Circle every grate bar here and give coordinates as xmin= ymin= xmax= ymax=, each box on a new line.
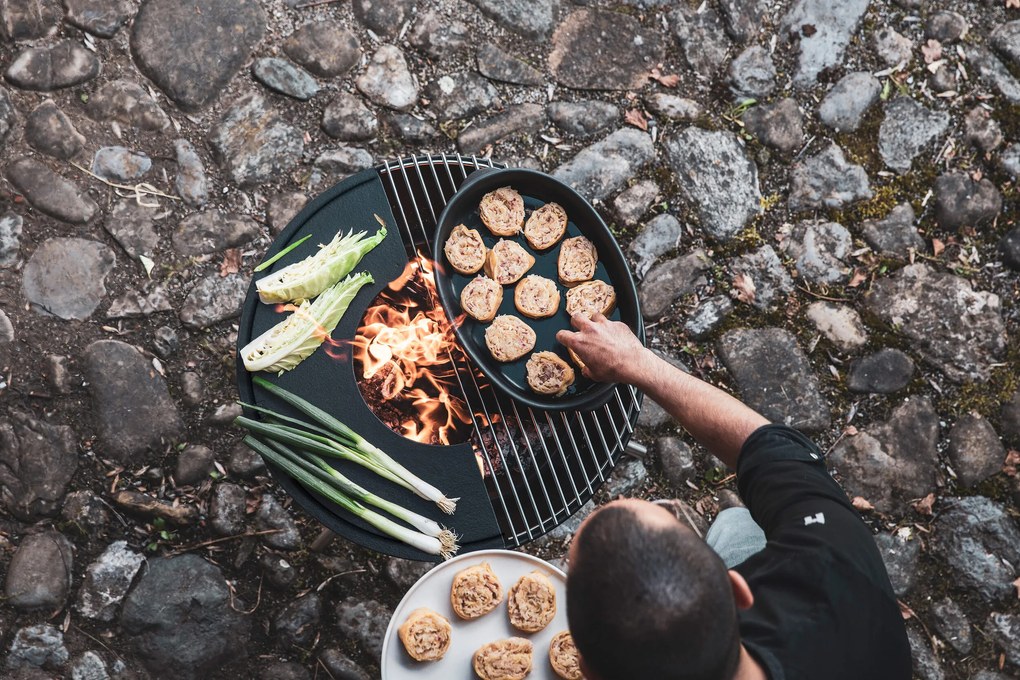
xmin=375 ymin=155 xmax=640 ymax=548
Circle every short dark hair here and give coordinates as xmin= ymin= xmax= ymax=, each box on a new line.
xmin=567 ymin=503 xmax=741 ymax=680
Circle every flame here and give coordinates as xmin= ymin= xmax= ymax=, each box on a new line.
xmin=352 ymin=256 xmax=472 ymax=446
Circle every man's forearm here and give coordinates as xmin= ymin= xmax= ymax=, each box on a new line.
xmin=630 ymin=350 xmax=769 ymax=470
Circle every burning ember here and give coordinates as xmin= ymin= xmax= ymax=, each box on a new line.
xmin=353 ymin=256 xmax=474 ymax=446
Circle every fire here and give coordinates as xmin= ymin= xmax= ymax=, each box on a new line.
xmin=352 ymin=257 xmax=472 ymax=446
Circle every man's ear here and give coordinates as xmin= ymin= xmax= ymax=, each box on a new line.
xmin=728 ymin=570 xmax=754 ymax=610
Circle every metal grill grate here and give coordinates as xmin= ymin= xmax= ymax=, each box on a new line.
xmin=377 ymin=154 xmax=644 ymax=548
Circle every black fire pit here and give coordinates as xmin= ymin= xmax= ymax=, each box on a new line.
xmin=236 ymin=155 xmax=644 ymax=561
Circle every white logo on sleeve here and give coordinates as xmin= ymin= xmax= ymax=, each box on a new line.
xmin=804 ymin=512 xmax=826 ymax=526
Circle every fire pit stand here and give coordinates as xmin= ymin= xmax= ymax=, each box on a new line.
xmin=237 ymin=154 xmax=644 ymax=560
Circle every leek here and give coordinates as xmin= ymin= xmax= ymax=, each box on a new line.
xmin=240 ymin=271 xmax=373 ymax=374
xmin=243 ymin=436 xmax=456 ymax=559
xmin=248 ymin=375 xmax=459 ymax=514
xmin=254 ymin=234 xmax=313 ymax=273
xmin=256 ymin=222 xmax=387 ymax=304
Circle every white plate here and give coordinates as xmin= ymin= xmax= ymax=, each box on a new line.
xmin=381 ymin=549 xmax=569 ymax=679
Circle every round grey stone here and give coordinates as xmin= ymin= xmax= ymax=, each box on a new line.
xmin=863 ymin=203 xmax=923 ymax=258
xmin=550 ymin=8 xmax=664 ymax=90
xmin=553 ymin=128 xmax=655 ymax=203
xmin=672 ymin=5 xmax=732 ymax=78
xmin=4 ymin=532 xmax=73 ymax=610
xmin=963 ymin=106 xmax=1003 ymax=152
xmin=119 ymin=555 xmax=250 ymax=678
xmin=356 ymin=44 xmax=418 ymax=112
xmin=907 ymin=627 xmax=945 ymax=680
xmin=380 ymin=112 xmax=437 ymax=145
xmin=152 ymin=325 xmax=178 ymax=359
xmin=86 ymin=79 xmax=170 ymax=131
xmin=172 ymin=211 xmax=260 ymax=256
xmin=948 ymin=414 xmax=1006 ymax=488
xmin=874 ymin=531 xmax=920 ymax=597
xmin=804 ymin=302 xmax=867 ymax=351
xmin=62 ymin=491 xmax=109 ymax=532
xmin=425 ymin=71 xmax=500 ymax=122
xmin=928 ymin=63 xmax=957 ymax=94
xmin=986 ymin=613 xmax=1020 ymax=668
xmin=252 ymin=58 xmax=320 ymax=101
xmin=352 ymin=0 xmax=407 ymax=37
xmin=0 ymin=411 xmax=77 ymax=520
xmin=0 ymin=307 xmax=13 ymax=343
xmin=23 ymin=238 xmax=115 ymax=319
xmin=628 ymin=213 xmax=682 ymax=279
xmin=653 ymin=437 xmax=696 ymax=489
xmin=259 ymin=551 xmax=297 ymax=590
xmin=471 ymin=0 xmax=559 ymax=40
xmin=0 ymin=87 xmax=16 ymax=147
xmin=456 ymin=103 xmax=546 ymax=154
xmin=385 ymin=558 xmax=431 ymax=590
xmin=664 ymin=127 xmax=761 ymax=241
xmin=925 ymin=11 xmax=968 ymax=43
xmin=614 ymin=180 xmax=659 ymax=228
xmin=879 ymin=97 xmax=950 ymax=173
xmin=603 ymin=457 xmax=649 ymax=498
xmin=873 ymin=27 xmax=913 ymax=67
xmin=229 ymin=441 xmax=267 ymax=478
xmin=743 ymin=98 xmax=805 ymax=155
xmin=1001 ymin=142 xmax=1020 ymax=178
xmin=932 ymin=496 xmax=1020 ymax=602
xmin=208 ymin=93 xmax=304 ymax=187
xmin=25 ymin=100 xmax=85 ymax=160
xmin=273 ymin=593 xmax=322 ymax=647
xmin=5 ymin=41 xmax=100 ymax=91
xmin=934 ymin=172 xmax=1003 ymax=231
xmin=781 ymin=0 xmax=869 ymax=87
xmin=335 ymin=598 xmax=392 ymax=661
xmin=174 ymin=139 xmax=208 ymax=208
xmin=547 ymin=100 xmax=619 ymax=137
xmin=6 ymin=158 xmax=98 ymax=223
xmin=817 ymin=72 xmax=881 ymax=133
xmin=476 ymin=44 xmax=541 ymax=86
xmin=130 ymin=0 xmax=265 ymax=111
xmin=283 ymin=23 xmax=360 ymax=78
xmin=259 ymin=662 xmax=309 ymax=680
xmin=410 ymin=9 xmax=470 ymax=60
xmin=92 ymin=146 xmax=151 ymax=182
xmin=644 ymin=93 xmax=702 ymax=121
xmin=210 ymin=483 xmax=246 ymax=536
xmin=931 ymin=598 xmax=972 ymax=655
xmin=728 ymin=45 xmax=776 ymax=99
xmin=730 ymin=245 xmax=794 ymax=311
xmin=319 ymin=649 xmax=371 ymax=680
xmin=69 ymin=651 xmax=109 ymax=680
xmin=322 ymin=93 xmax=377 ymax=141
xmin=179 ymin=273 xmax=248 ymax=330
xmin=83 ymin=339 xmax=184 ymax=461
xmin=1 ymin=0 xmax=61 ymax=41
xmin=256 ymin=494 xmax=301 ymax=550
xmin=267 ymin=192 xmax=308 ymax=234
xmin=789 ymin=144 xmax=871 ymax=211
xmin=65 ymin=0 xmax=133 ymax=38
xmin=175 ymin=445 xmax=215 ymax=486
xmin=684 ymin=295 xmax=734 ymax=340
xmin=75 ymin=541 xmax=144 ymax=622
xmin=1001 ymin=227 xmax=1020 ymax=271
xmin=847 ymin=349 xmax=914 ymax=394
xmin=782 ymin=221 xmax=851 ymax=285
xmin=639 ymin=249 xmax=712 ymax=320
xmin=6 ymin=624 xmax=68 ymax=671
xmin=0 ymin=212 xmax=22 ymax=266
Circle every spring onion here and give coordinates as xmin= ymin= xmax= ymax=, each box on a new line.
xmin=255 ymin=221 xmax=387 ymax=304
xmin=254 ymin=234 xmax=313 ymax=273
xmin=240 ymin=271 xmax=373 ymax=374
xmin=250 ymin=375 xmax=459 ymax=514
xmin=243 ymin=436 xmax=457 ymax=559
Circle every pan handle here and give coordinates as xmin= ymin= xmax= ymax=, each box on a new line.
xmin=456 ymin=166 xmax=501 ymax=193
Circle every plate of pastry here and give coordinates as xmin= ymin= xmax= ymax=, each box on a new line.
xmin=432 ymin=168 xmax=643 ymax=412
xmin=381 ymin=549 xmax=581 ymax=679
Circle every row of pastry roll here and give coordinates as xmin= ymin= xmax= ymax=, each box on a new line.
xmin=398 ymin=561 xmax=582 ymax=679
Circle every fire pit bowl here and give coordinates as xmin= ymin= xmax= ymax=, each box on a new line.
xmin=237 ymin=156 xmax=643 ymax=561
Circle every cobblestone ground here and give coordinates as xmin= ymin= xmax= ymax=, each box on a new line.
xmin=0 ymin=0 xmax=1018 ymax=678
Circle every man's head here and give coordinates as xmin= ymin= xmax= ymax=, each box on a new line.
xmin=567 ymin=499 xmax=745 ymax=680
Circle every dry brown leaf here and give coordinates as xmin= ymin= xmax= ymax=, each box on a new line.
xmin=847 ymin=269 xmax=868 ymax=288
xmin=932 ymin=238 xmax=945 ymax=257
xmin=898 ymin=600 xmax=915 ymax=620
xmin=650 ymin=67 xmax=681 ymax=88
xmin=1003 ymin=449 xmax=1020 ymax=477
xmin=731 ymin=272 xmax=757 ymax=304
xmin=912 ymin=493 xmax=936 ymax=516
xmin=851 ymin=496 xmax=875 ymax=512
xmin=220 ymin=248 xmax=242 ymax=277
xmin=844 ymin=425 xmax=859 ymax=436
xmin=921 ymin=39 xmax=943 ymax=64
xmin=624 ymin=108 xmax=648 ymax=131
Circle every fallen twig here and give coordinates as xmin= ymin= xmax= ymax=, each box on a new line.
xmin=70 ymin=161 xmax=180 ymax=207
xmin=295 ymin=0 xmax=341 ymax=7
xmin=166 ymin=528 xmax=282 ymax=556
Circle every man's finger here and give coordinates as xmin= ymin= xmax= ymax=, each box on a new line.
xmin=570 ymin=312 xmax=595 ymax=331
xmin=555 ymin=329 xmax=577 ymax=347
xmin=591 ymin=312 xmax=609 ymax=324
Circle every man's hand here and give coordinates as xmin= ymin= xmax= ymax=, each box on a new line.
xmin=555 ymin=313 xmax=648 ymax=384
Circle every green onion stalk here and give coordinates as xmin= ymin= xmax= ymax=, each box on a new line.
xmin=244 ymin=436 xmax=458 ymax=559
xmin=247 ymin=375 xmax=459 ymax=514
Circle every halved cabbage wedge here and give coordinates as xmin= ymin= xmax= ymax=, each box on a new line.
xmin=256 ymin=225 xmax=386 ymax=304
xmin=241 ymin=271 xmax=374 ymax=374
